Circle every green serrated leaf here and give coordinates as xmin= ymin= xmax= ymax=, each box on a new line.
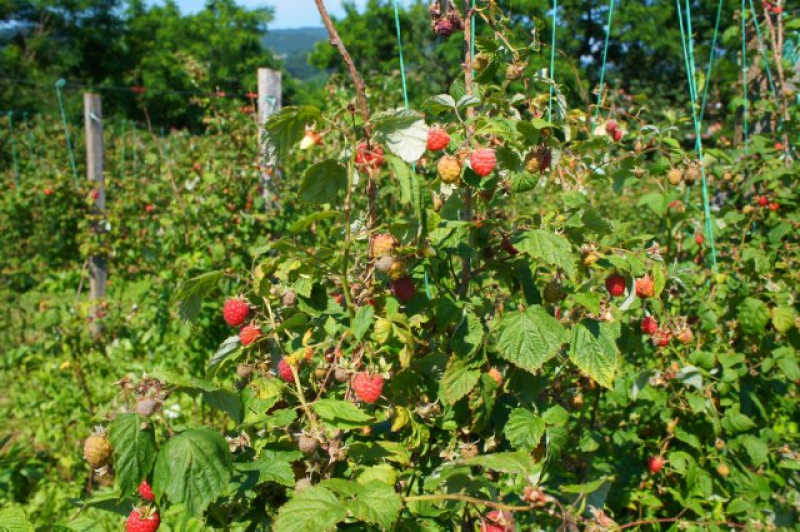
xmin=299 ymin=160 xmax=347 ymax=204
xmin=653 ymin=265 xmax=666 ymax=298
xmin=236 ymin=449 xmax=302 ymax=487
xmin=263 ymin=106 xmax=322 ymax=166
xmin=312 ymin=399 xmax=373 ymax=428
xmin=174 ymin=271 xmax=223 ymax=322
xmin=0 ymin=508 xmax=33 ymax=532
xmin=505 ymin=408 xmax=545 ymax=450
xmin=153 ymin=429 xmax=232 ymax=516
xmin=274 ymin=486 xmax=346 ymax=532
xmin=109 ymin=414 xmax=157 ymax=497
xmin=569 ymin=320 xmax=618 ymax=389
xmin=387 ymin=155 xmax=412 ymax=204
xmin=208 ymin=336 xmax=240 ymax=368
xmin=353 ymin=306 xmax=375 ymax=341
xmin=441 ymin=356 xmax=481 ymax=405
xmin=722 ymin=408 xmax=757 ymax=434
xmin=515 ymin=229 xmax=576 ymax=279
xmin=463 ymin=451 xmax=541 ymax=477
xmin=772 ymin=306 xmax=797 ymax=334
xmin=347 ymin=481 xmax=402 ymax=530
xmin=495 ymin=306 xmax=567 ymax=374
xmin=738 ymin=298 xmax=770 ymax=337
xmin=371 ymin=108 xmax=428 ymax=163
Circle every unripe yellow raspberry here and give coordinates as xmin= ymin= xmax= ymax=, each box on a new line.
xmin=437 ymin=155 xmax=462 ymax=184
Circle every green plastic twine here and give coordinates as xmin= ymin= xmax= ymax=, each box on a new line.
xmin=698 ymin=0 xmax=725 ymax=126
xmin=55 ymin=79 xmax=80 ymax=188
xmin=747 ymin=0 xmax=778 ymax=101
xmin=676 ymin=0 xmax=718 ymax=272
xmin=6 ymin=112 xmax=20 ymax=189
xmin=392 ymin=0 xmax=432 ymax=300
xmin=392 ymin=0 xmax=410 ymax=109
xmin=741 ymin=0 xmax=749 ymax=154
xmin=548 ymin=0 xmax=558 ymax=121
xmin=593 ymin=0 xmax=616 ymax=124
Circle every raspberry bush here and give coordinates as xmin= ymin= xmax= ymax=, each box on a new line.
xmin=1 ymin=1 xmax=799 ymax=530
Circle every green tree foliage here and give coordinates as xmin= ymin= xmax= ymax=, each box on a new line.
xmin=0 ymin=0 xmax=283 ymax=127
xmin=312 ymin=0 xmax=743 ymax=122
xmin=309 ymin=0 xmax=464 ymax=106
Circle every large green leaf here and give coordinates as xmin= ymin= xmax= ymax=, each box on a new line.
xmin=505 ymin=408 xmax=545 ymax=451
xmin=515 ymin=229 xmax=576 ymax=278
xmin=312 ymin=399 xmax=373 ymax=429
xmin=263 ymin=106 xmax=322 ymax=165
xmin=236 ymin=449 xmax=302 ymax=487
xmin=569 ymin=320 xmax=619 ymax=389
xmin=495 ymin=306 xmax=567 ymax=374
xmin=173 ymin=271 xmax=223 ymax=322
xmin=347 ymin=481 xmax=403 ymax=530
xmin=353 ymin=305 xmax=375 ymax=341
xmin=450 ymin=311 xmax=483 ymax=356
xmin=463 ymin=451 xmax=541 ymax=477
xmin=273 ymin=486 xmax=347 ymax=532
xmin=738 ymin=297 xmax=770 ymax=337
xmin=0 ymin=508 xmax=33 ymax=532
xmin=109 ymin=414 xmax=157 ymax=497
xmin=441 ymin=356 xmax=481 ymax=405
xmin=299 ymin=160 xmax=347 ymax=204
xmin=371 ymin=108 xmax=429 ymax=163
xmin=153 ymin=429 xmax=232 ymax=516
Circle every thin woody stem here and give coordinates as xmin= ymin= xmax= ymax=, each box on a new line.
xmin=313 ymin=0 xmax=371 ymax=135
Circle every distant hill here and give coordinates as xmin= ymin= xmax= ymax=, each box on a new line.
xmin=264 ymin=27 xmax=328 ymax=82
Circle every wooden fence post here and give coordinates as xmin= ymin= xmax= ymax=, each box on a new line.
xmin=84 ymin=93 xmax=106 ymax=331
xmin=258 ymin=68 xmax=282 ymax=210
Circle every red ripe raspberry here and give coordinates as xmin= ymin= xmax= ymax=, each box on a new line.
xmin=605 ymin=274 xmax=627 ymax=297
xmin=769 ymin=202 xmax=779 ymax=212
xmin=391 ymin=277 xmax=416 ymax=303
xmin=239 ymin=324 xmax=261 ymax=346
xmin=125 ymin=508 xmax=160 ymax=532
xmin=652 ymin=330 xmax=671 ymax=348
xmin=635 ymin=276 xmax=655 ymax=299
xmin=145 ymin=204 xmax=155 ymax=213
xmin=757 ymin=196 xmax=769 ymax=207
xmin=352 ymin=372 xmax=384 ymax=404
xmin=695 ymin=233 xmax=704 ymax=245
xmin=612 ymin=129 xmax=623 ymax=142
xmin=355 ymin=142 xmax=384 ymax=168
xmin=426 ymin=128 xmax=451 ymax=151
xmin=44 ymin=188 xmax=54 ymax=196
xmin=470 ymin=149 xmax=497 ymax=177
xmin=138 ymin=480 xmax=155 ymax=502
xmin=648 ymin=456 xmax=665 ymax=474
xmin=641 ymin=316 xmax=658 ymax=335
xmin=605 ymin=119 xmax=618 ymax=134
xmin=277 ymin=359 xmax=294 ymax=383
xmin=480 ymin=511 xmax=511 ymax=532
xmin=223 ymin=298 xmax=250 ymax=327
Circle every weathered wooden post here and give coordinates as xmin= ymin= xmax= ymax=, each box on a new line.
xmin=84 ymin=93 xmax=106 ymax=331
xmin=258 ymin=68 xmax=282 ymax=209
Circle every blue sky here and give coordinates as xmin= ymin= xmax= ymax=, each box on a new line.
xmin=171 ymin=0 xmax=371 ymax=29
